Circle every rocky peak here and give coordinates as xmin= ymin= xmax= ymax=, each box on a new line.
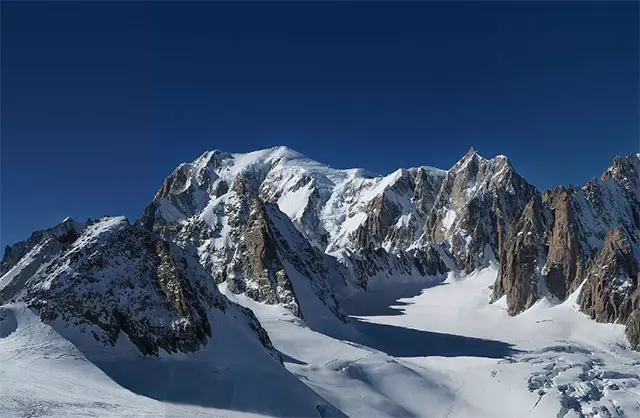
xmin=544 ymin=187 xmax=584 ymax=300
xmin=157 ymin=164 xmax=190 ymax=199
xmin=601 ymin=153 xmax=640 ymax=201
xmin=423 ymin=150 xmax=536 ymax=272
xmin=599 ymin=227 xmax=639 ymax=278
xmin=494 ymin=153 xmax=640 ymax=324
xmin=578 ymin=227 xmax=639 ymax=325
xmin=1 ymin=217 xmax=85 ymax=277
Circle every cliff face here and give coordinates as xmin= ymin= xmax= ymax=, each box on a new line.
xmin=492 ymin=194 xmax=552 ymax=315
xmin=492 ymin=154 xmax=640 ymax=348
xmin=578 ymin=228 xmax=639 ymax=324
xmin=227 ymin=197 xmax=301 ymax=316
xmin=544 ymin=188 xmax=585 ymax=301
xmin=422 ymin=149 xmax=537 ymax=274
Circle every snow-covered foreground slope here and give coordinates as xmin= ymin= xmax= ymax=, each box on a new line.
xmin=227 ymin=267 xmax=640 ymax=418
xmin=0 ymin=303 xmax=345 ymax=417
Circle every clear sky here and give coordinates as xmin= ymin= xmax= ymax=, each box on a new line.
xmin=1 ymin=2 xmax=638 ymax=249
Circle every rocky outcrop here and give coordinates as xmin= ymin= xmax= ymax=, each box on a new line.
xmin=492 ymin=195 xmax=551 ymax=314
xmin=578 ymin=227 xmax=639 ymax=324
xmin=423 ymin=148 xmax=537 ymax=273
xmin=227 ymin=197 xmax=301 ymax=317
xmin=544 ymin=188 xmax=585 ymax=300
xmin=577 ymin=227 xmax=640 ymax=350
xmin=493 ymin=154 xmax=640 ymax=339
xmin=0 ymin=217 xmax=279 ymax=359
xmin=625 ymin=305 xmax=640 ymax=350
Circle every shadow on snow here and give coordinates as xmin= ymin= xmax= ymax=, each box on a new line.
xmin=353 ymin=320 xmax=519 ymax=358
xmin=341 ymin=279 xmax=520 ymax=359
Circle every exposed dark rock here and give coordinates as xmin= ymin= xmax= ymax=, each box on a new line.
xmin=424 ymin=149 xmax=537 ymax=272
xmin=625 ymin=303 xmax=640 ymax=350
xmin=544 ymin=188 xmax=585 ymax=300
xmin=492 ymin=194 xmax=551 ymax=315
xmin=2 ymin=217 xmax=279 ymax=359
xmin=353 ymin=192 xmax=404 ymax=252
xmin=228 ymin=198 xmax=302 ymax=317
xmin=578 ymin=227 xmax=639 ymax=324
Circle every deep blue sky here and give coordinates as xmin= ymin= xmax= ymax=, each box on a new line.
xmin=2 ymin=2 xmax=639 ymax=249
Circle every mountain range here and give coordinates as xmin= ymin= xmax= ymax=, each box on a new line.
xmin=2 ymin=146 xmax=639 ymax=417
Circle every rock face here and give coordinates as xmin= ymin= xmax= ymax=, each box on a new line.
xmin=493 ymin=154 xmax=640 ymax=333
xmin=0 ymin=217 xmax=279 ymax=359
xmin=492 ymin=194 xmax=552 ymax=315
xmin=544 ymin=188 xmax=584 ymax=300
xmin=578 ymin=228 xmax=639 ymax=324
xmin=421 ymin=148 xmax=537 ymax=273
xmin=577 ymin=227 xmax=640 ymax=349
xmin=227 ymin=197 xmax=300 ymax=315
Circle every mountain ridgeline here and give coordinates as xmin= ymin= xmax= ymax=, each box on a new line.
xmin=2 ymin=146 xmax=640 ymax=354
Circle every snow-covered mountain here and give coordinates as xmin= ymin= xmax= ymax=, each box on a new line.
xmin=136 ymin=146 xmax=640 ymax=339
xmin=0 ymin=216 xmax=285 ymax=356
xmin=417 ymin=147 xmax=537 ymax=273
xmin=3 ymin=145 xmax=640 ymax=417
xmin=136 ymin=147 xmax=450 ymax=321
xmin=137 ymin=148 xmax=350 ymax=334
xmin=0 ymin=216 xmax=345 ymax=417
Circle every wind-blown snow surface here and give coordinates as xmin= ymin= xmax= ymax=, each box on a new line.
xmin=3 ymin=267 xmax=640 ymax=417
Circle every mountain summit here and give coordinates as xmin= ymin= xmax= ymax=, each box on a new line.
xmin=3 ymin=146 xmax=640 ymax=417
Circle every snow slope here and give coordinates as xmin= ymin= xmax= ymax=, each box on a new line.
xmin=348 ymin=268 xmax=640 ymax=418
xmin=224 ymin=267 xmax=640 ymax=418
xmin=0 ymin=303 xmax=344 ymax=418
xmin=3 ymin=262 xmax=640 ymax=417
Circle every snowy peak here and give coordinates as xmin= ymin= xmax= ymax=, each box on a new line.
xmin=424 ymin=149 xmax=536 ymax=272
xmin=447 ymin=148 xmax=518 ymax=193
xmin=141 ymin=145 xmax=450 ymax=296
xmin=139 ymin=147 xmax=353 ymax=324
xmin=1 ymin=216 xmax=87 ymax=277
xmin=601 ymin=153 xmax=640 ymax=201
